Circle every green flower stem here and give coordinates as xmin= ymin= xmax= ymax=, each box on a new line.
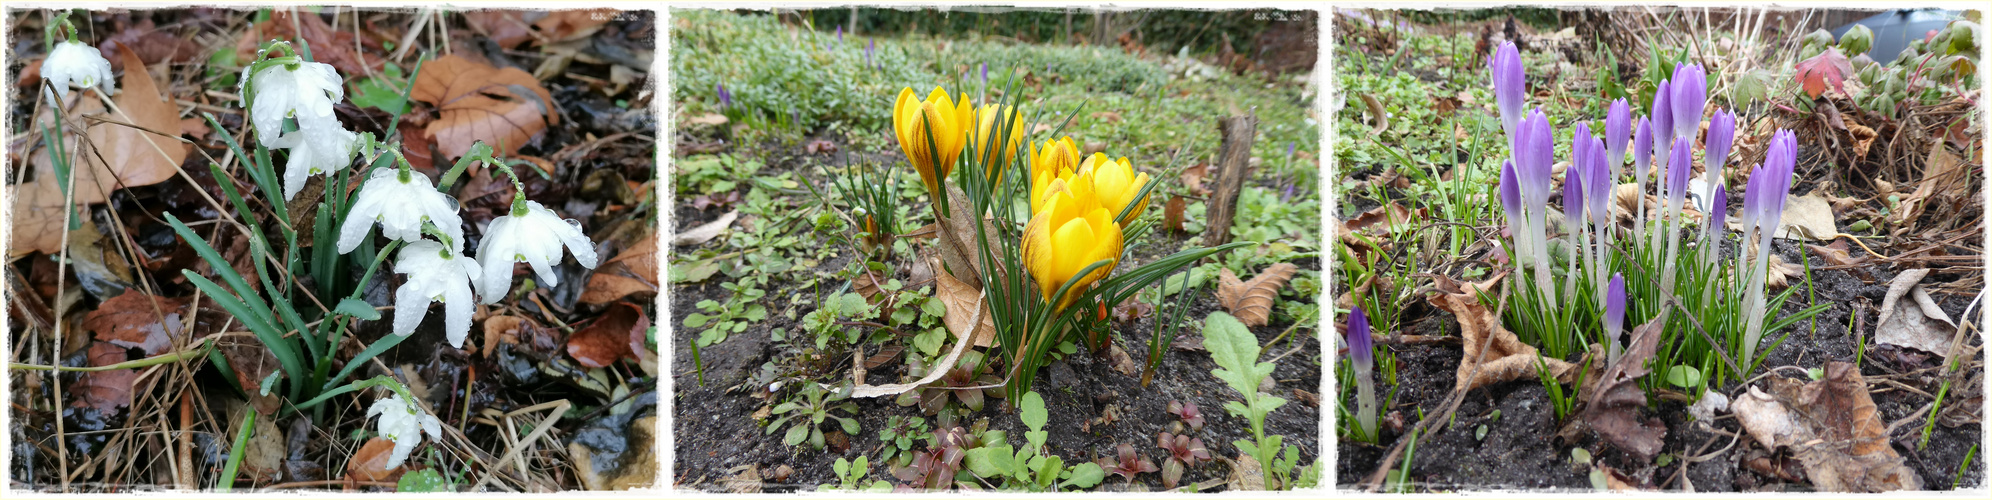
xmin=8 ymin=340 xmax=214 ymax=372
xmin=218 ymin=407 xmax=256 ymax=492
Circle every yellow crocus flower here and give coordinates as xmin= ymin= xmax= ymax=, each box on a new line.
xmin=1028 ymin=137 xmax=1082 ymax=214
xmin=1077 ymin=153 xmax=1152 ymax=220
xmin=968 ymin=104 xmax=1027 ymax=179
xmin=1022 ymin=179 xmax=1123 ymax=311
xmin=893 ymin=86 xmax=974 ymax=193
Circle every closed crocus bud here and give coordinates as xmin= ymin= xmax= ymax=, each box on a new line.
xmin=1489 ymin=41 xmax=1526 ymax=141
xmin=1077 ymin=153 xmax=1151 ymax=220
xmin=340 ymin=168 xmax=465 ymax=254
xmin=1711 ymin=183 xmax=1728 ymax=228
xmin=1346 ymin=306 xmax=1373 ymax=371
xmin=1633 ymin=115 xmax=1654 ymax=175
xmin=1604 ymin=98 xmax=1631 ymax=174
xmin=1667 ymin=139 xmax=1694 ymax=210
xmin=1573 ymin=122 xmax=1594 ymax=167
xmin=1670 ymin=63 xmax=1707 ymax=140
xmin=392 ymin=240 xmax=481 ymax=346
xmin=1706 ymin=109 xmax=1736 ymax=173
xmin=1605 ymin=273 xmax=1627 ymax=359
xmin=1586 ymin=138 xmax=1612 ymax=224
xmin=1651 ymin=79 xmax=1673 ymax=170
xmin=1517 ymin=109 xmax=1555 ymax=208
xmin=475 ymin=200 xmax=600 ymax=303
xmin=1499 ymin=160 xmax=1523 ymax=227
xmin=1029 ymin=137 xmax=1082 ymax=214
xmin=1564 ymin=163 xmax=1585 ymax=222
xmin=40 ymin=40 xmax=115 ymax=107
xmin=893 ymin=86 xmax=974 ymax=193
xmin=968 ymin=104 xmax=1026 ymax=175
xmin=1022 ymin=181 xmax=1123 ymax=311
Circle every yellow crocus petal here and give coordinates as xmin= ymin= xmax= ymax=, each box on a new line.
xmin=1022 ymin=206 xmax=1058 ymax=298
xmin=1078 ymin=206 xmax=1123 ymax=288
xmin=1050 ymin=217 xmax=1097 ymax=291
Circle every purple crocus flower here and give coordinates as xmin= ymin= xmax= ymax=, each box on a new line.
xmin=1670 ymin=63 xmax=1707 ymax=141
xmin=866 ymin=38 xmax=876 ymax=69
xmin=1564 ymin=163 xmax=1586 ymax=222
xmin=1573 ymin=122 xmax=1594 ymax=169
xmin=1667 ymin=140 xmax=1694 ymax=207
xmin=1585 ymin=137 xmax=1611 ymax=225
xmin=716 ymin=83 xmax=731 ymax=109
xmin=1500 ymin=160 xmax=1527 ymax=265
xmin=1604 ymin=98 xmax=1631 ymax=177
xmin=1516 ymin=109 xmax=1555 ymax=207
xmin=836 ymin=26 xmax=844 ymax=46
xmin=981 ymin=62 xmax=989 ymax=87
xmin=1632 ymin=116 xmax=1654 ymax=236
xmin=1658 ymin=139 xmax=1695 ymax=294
xmin=1490 ymin=41 xmax=1526 ymax=143
xmin=1650 ymin=79 xmax=1674 ymax=178
xmin=1604 ymin=273 xmax=1626 ymax=362
xmin=1287 ymin=142 xmax=1297 ymax=159
xmin=1739 ymin=129 xmax=1799 ymax=365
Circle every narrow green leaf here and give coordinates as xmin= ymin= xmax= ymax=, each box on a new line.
xmin=336 ymin=298 xmax=381 ymax=321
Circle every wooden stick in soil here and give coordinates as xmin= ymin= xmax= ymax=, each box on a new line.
xmin=1202 ymin=113 xmax=1256 ymax=248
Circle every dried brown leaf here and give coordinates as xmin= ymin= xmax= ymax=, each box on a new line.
xmin=1736 ymin=362 xmax=1921 ymax=491
xmin=409 ymin=55 xmax=558 ymax=159
xmin=1579 ymin=312 xmax=1669 ymax=462
xmin=82 ymin=289 xmax=189 ymax=356
xmin=1875 ymin=269 xmax=1955 ymax=360
xmin=69 ymin=342 xmax=138 ymax=415
xmin=582 ymin=231 xmax=659 ymax=304
xmin=345 ymin=437 xmax=404 ymax=482
xmin=1215 ymin=263 xmax=1297 ymax=327
xmin=568 ymin=302 xmax=647 ymax=368
xmin=1428 ymin=272 xmax=1575 ymax=392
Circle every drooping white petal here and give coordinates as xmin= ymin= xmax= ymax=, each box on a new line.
xmin=391 ymin=240 xmax=479 ymax=342
xmin=474 ymin=201 xmax=597 ymax=302
xmin=275 ymin=120 xmax=357 ymax=200
xmin=443 ymin=277 xmax=475 ymax=348
xmin=41 ymin=41 xmax=116 ymax=107
xmin=391 ymin=280 xmax=429 ymax=337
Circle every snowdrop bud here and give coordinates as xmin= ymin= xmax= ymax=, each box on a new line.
xmin=341 ymin=168 xmax=465 ymax=254
xmin=40 ymin=40 xmax=115 ymax=107
xmin=367 ymin=393 xmax=444 ymax=470
xmin=1489 ymin=41 xmax=1526 ymax=142
xmin=392 ymin=240 xmax=480 ymax=347
xmin=475 ymin=200 xmax=599 ymax=303
xmin=1670 ymin=64 xmax=1707 ymax=141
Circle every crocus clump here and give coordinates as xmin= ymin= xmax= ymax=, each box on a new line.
xmin=1739 ymin=130 xmax=1798 ymax=364
xmin=1346 ymin=307 xmax=1378 ymax=441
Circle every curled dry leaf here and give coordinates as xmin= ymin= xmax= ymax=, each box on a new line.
xmin=1874 ymin=269 xmax=1956 ymax=361
xmin=11 ymin=42 xmax=185 ymax=257
xmin=672 ymin=209 xmax=738 ymax=247
xmin=582 ymin=231 xmax=659 ymax=304
xmin=1163 ymin=196 xmax=1187 ymax=232
xmin=1731 ymin=362 xmax=1919 ymax=492
xmin=1428 ymin=272 xmax=1577 ymax=392
xmin=345 ymin=437 xmax=405 ymax=482
xmin=409 ymin=54 xmax=559 ymax=159
xmin=82 ymin=289 xmax=189 ymax=356
xmin=1894 ymin=141 xmax=1973 ymax=228
xmin=568 ymin=302 xmax=648 ymax=369
xmin=1180 ymin=163 xmax=1212 ymax=196
xmin=1578 ymin=312 xmax=1669 ymax=462
xmin=1774 ymin=193 xmax=1839 ymax=241
xmin=1215 ymin=263 xmax=1297 ymax=327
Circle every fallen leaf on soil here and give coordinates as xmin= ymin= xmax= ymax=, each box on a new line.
xmin=1343 ymin=202 xmax=1423 ymax=235
xmin=1090 ymin=111 xmax=1123 ymax=123
xmin=672 ymin=209 xmax=738 ymax=246
xmin=686 ymin=113 xmax=728 ymax=126
xmin=1163 ymin=196 xmax=1188 ymax=231
xmin=1180 ymin=163 xmax=1212 ymax=196
xmin=582 ymin=231 xmax=659 ymax=304
xmin=1358 ymin=93 xmax=1389 ymax=135
xmin=98 ymin=19 xmax=200 ymax=69
xmin=1732 ymin=362 xmax=1920 ymax=492
xmin=220 ymin=335 xmax=283 ymax=416
xmin=1795 ymin=47 xmax=1854 ymax=99
xmin=1874 ymin=269 xmax=1955 ymax=360
xmin=1807 ymin=240 xmax=1869 ymax=268
xmin=240 ymin=407 xmax=286 ymax=484
xmin=804 ymin=139 xmax=839 ymax=154
xmin=11 ymin=43 xmax=186 ymax=257
xmin=531 ymin=10 xmax=618 ymax=44
xmin=1215 ymin=263 xmax=1297 ymax=327
xmin=345 ymin=437 xmax=405 ymax=482
xmin=1107 ymin=343 xmax=1141 ymax=377
xmin=409 ymin=54 xmax=558 ymax=159
xmin=1578 ymin=312 xmax=1669 ymax=462
xmin=82 ymin=289 xmax=189 ymax=356
xmin=568 ymin=302 xmax=647 ymax=368
xmin=1774 ymin=193 xmax=1840 ymax=241
xmin=1227 ymin=454 xmax=1267 ymax=491
xmin=69 ymin=342 xmax=138 ymax=414
xmin=1846 ymin=122 xmax=1877 ymax=160
xmin=464 ymin=10 xmax=537 ymax=48
xmin=933 ymin=186 xmax=1005 ymax=288
xmin=1113 ymin=300 xmax=1153 ymax=325
xmin=843 ymin=263 xmax=990 ymax=399
xmin=66 ymin=216 xmax=135 ymax=297
xmin=481 ymin=315 xmax=536 ymax=359
xmin=1763 ymin=254 xmax=1806 ymax=288
xmin=1428 ymin=272 xmax=1576 ymax=391
xmin=1612 ymin=183 xmax=1654 ymax=225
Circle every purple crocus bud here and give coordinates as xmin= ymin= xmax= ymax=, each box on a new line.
xmin=1604 ymin=98 xmax=1631 ymax=173
xmin=1287 ymin=142 xmax=1297 ymax=158
xmin=1517 ymin=109 xmax=1555 ymax=207
xmin=1706 ymin=109 xmax=1736 ymax=173
xmin=1605 ymin=272 xmax=1626 ymax=359
xmin=1760 ymin=130 xmax=1798 ymax=227
xmin=1573 ymin=122 xmax=1594 ymax=168
xmin=1670 ymin=63 xmax=1707 ymax=141
xmin=1564 ymin=166 xmax=1586 ymax=222
xmin=1500 ymin=160 xmax=1523 ymax=227
xmin=1711 ymin=183 xmax=1728 ymax=226
xmin=1586 ymin=137 xmax=1611 ymax=223
xmin=1667 ymin=139 xmax=1694 ymax=200
xmin=1347 ymin=306 xmax=1373 ymax=370
xmin=981 ymin=62 xmax=989 ymax=86
xmin=836 ymin=26 xmax=844 ymax=45
xmin=1651 ymin=79 xmax=1674 ymax=170
xmin=716 ymin=83 xmax=731 ymax=109
xmin=1489 ymin=41 xmax=1526 ymax=141
xmin=1633 ymin=116 xmax=1653 ymax=175
xmin=866 ymin=38 xmax=876 ymax=68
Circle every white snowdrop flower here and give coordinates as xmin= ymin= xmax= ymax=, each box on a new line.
xmin=365 ymin=392 xmax=444 ymax=470
xmin=392 ymin=239 xmax=481 ymax=347
xmin=40 ymin=41 xmax=115 ymax=107
xmin=340 ymin=168 xmax=464 ymax=254
xmin=475 ymin=200 xmax=598 ymax=303
xmin=242 ymin=60 xmax=343 ymax=148
xmin=273 ymin=119 xmax=358 ymax=200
